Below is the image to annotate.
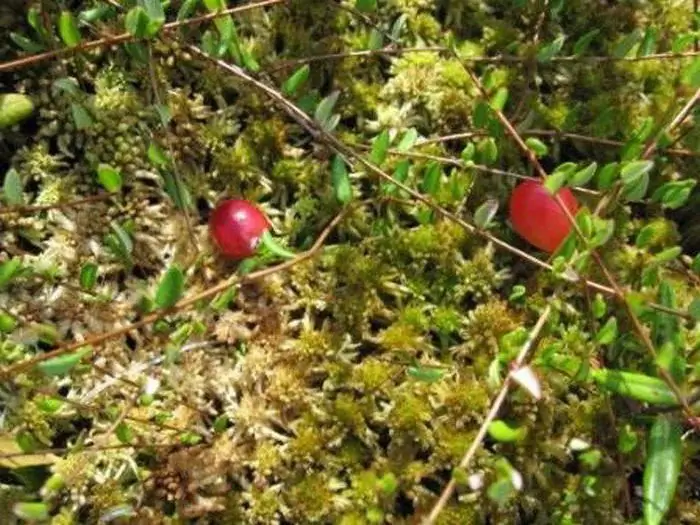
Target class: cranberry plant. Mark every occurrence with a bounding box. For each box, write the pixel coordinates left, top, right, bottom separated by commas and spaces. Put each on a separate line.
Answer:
1, 0, 700, 523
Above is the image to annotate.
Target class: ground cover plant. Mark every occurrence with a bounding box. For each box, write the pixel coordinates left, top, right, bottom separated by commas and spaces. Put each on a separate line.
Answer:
1, 0, 700, 523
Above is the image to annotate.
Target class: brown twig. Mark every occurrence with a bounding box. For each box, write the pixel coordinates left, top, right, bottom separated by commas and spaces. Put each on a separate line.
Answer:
0, 204, 352, 379
641, 86, 700, 159
421, 129, 700, 158
423, 305, 552, 525
0, 0, 286, 73
0, 193, 113, 216
145, 42, 199, 255
353, 144, 602, 196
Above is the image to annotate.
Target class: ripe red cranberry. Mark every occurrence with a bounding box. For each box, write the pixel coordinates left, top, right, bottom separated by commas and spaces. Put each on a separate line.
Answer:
209, 199, 271, 260
508, 180, 579, 253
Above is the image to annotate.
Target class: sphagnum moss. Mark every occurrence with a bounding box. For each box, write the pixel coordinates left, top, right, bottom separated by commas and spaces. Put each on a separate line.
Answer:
1, 0, 700, 524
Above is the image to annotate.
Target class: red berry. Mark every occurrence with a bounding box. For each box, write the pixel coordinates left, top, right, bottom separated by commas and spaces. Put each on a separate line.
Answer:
209, 199, 271, 260
508, 180, 579, 253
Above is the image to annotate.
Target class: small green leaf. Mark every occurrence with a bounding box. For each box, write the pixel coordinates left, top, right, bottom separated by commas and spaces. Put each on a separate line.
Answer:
569, 162, 597, 187
461, 142, 475, 162
79, 262, 98, 291
97, 164, 122, 193
314, 91, 340, 126
477, 137, 498, 165
331, 155, 353, 205
282, 64, 310, 96
573, 29, 600, 55
10, 32, 45, 53
0, 93, 35, 129
681, 58, 700, 87
650, 246, 682, 266
638, 27, 658, 57
621, 160, 654, 182
592, 293, 607, 319
58, 10, 81, 47
421, 162, 441, 196
590, 217, 615, 248
0, 258, 22, 289
525, 137, 548, 157
141, 0, 165, 36
509, 284, 526, 301
179, 431, 203, 445
489, 87, 508, 111
3, 168, 24, 205
177, 0, 200, 21
155, 266, 185, 309
155, 104, 172, 127
407, 366, 445, 383
70, 102, 94, 130
643, 415, 682, 525
613, 29, 642, 58
355, 0, 377, 12
125, 6, 150, 38
621, 160, 653, 201
488, 420, 527, 442
544, 171, 568, 195
596, 317, 618, 345
13, 502, 50, 522
591, 369, 676, 406
596, 162, 620, 190
369, 130, 391, 166
473, 199, 499, 229
368, 28, 384, 50
672, 33, 696, 52
36, 347, 91, 376
651, 180, 697, 210
0, 311, 17, 333
472, 100, 491, 128
148, 141, 170, 166
537, 34, 566, 62
396, 128, 419, 152
80, 3, 116, 23
383, 159, 410, 196
618, 424, 638, 453
115, 422, 134, 444
52, 77, 81, 97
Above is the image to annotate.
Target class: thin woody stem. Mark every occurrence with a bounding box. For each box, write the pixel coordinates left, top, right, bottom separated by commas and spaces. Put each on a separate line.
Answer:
0, 0, 286, 73
421, 129, 700, 158
423, 305, 553, 525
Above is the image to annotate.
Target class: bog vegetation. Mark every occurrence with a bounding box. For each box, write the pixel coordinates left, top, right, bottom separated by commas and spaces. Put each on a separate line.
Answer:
1, 0, 700, 524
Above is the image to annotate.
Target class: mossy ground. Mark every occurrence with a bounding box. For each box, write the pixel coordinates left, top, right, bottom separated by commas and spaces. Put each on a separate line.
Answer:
1, 1, 700, 524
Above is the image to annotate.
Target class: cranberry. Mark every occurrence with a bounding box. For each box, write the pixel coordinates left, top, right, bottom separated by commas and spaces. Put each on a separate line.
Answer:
508, 180, 579, 253
209, 199, 271, 260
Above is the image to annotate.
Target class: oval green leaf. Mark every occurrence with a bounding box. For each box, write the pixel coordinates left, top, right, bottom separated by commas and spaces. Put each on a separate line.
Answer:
155, 265, 185, 310
643, 415, 682, 525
